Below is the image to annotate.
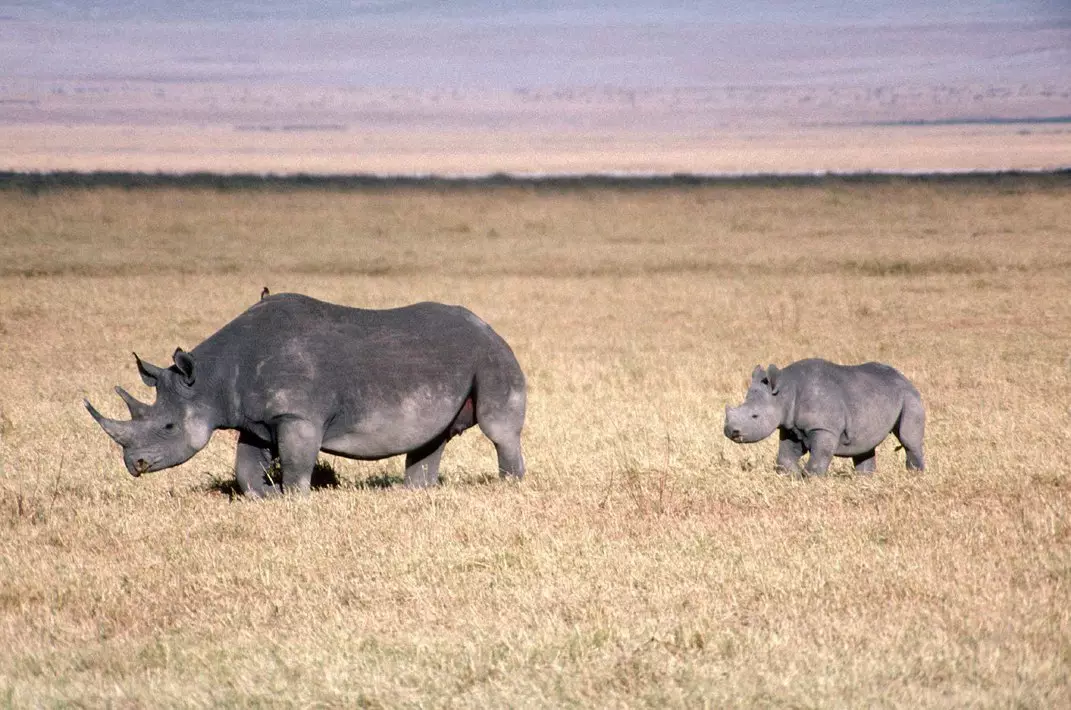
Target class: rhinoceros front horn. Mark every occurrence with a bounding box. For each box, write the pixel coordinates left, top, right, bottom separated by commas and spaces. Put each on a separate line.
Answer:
84, 399, 135, 446
114, 386, 151, 420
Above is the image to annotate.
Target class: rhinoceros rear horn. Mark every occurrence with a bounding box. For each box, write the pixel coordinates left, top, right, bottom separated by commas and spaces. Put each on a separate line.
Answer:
114, 386, 151, 419
134, 353, 164, 387
85, 399, 136, 446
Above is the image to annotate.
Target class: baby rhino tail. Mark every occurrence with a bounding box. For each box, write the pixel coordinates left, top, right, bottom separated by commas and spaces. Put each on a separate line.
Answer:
894, 389, 926, 471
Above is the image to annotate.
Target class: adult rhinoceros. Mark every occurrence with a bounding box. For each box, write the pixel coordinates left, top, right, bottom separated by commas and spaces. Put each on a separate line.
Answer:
86, 293, 527, 496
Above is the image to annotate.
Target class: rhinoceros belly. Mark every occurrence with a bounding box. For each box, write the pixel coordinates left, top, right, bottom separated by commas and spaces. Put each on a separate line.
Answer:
834, 435, 890, 457
833, 407, 902, 456
320, 389, 465, 460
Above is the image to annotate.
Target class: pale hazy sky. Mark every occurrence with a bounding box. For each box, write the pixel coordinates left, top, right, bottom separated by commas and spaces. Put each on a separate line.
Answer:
3, 1, 1068, 24
2, 1, 1069, 88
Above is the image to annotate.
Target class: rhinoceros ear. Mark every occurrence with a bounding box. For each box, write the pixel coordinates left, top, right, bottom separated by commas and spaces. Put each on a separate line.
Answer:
172, 348, 196, 387
751, 365, 766, 383
134, 352, 164, 387
767, 364, 781, 394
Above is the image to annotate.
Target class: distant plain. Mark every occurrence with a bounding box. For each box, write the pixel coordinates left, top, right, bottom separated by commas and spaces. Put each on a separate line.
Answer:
2, 2, 1069, 175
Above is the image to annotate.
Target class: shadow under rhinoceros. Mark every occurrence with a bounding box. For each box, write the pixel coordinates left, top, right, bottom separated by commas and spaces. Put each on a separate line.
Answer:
204, 460, 501, 498
206, 458, 346, 498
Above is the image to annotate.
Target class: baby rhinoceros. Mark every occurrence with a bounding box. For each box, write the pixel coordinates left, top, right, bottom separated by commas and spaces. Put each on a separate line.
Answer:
723, 358, 925, 476
86, 293, 527, 496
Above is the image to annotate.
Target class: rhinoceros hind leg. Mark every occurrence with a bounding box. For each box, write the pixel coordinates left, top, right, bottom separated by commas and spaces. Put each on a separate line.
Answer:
492, 440, 525, 480
235, 431, 280, 498
405, 435, 447, 488
894, 394, 926, 471
474, 374, 526, 480
852, 449, 877, 474
477, 406, 525, 480
274, 417, 323, 495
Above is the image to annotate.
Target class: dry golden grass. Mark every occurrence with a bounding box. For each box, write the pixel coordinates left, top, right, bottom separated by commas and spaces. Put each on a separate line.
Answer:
1, 178, 1069, 707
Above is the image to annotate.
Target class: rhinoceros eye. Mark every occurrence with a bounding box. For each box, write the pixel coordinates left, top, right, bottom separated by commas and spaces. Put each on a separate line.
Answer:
164, 423, 175, 430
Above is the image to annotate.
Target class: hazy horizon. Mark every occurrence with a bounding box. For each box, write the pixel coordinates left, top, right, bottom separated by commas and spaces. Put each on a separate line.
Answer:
3, 1, 1068, 89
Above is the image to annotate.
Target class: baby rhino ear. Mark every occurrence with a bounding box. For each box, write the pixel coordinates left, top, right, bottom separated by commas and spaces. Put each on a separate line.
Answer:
751, 365, 766, 383
172, 348, 196, 386
766, 364, 781, 394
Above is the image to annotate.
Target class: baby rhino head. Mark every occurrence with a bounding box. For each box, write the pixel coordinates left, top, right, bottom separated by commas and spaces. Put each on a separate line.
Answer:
724, 364, 783, 444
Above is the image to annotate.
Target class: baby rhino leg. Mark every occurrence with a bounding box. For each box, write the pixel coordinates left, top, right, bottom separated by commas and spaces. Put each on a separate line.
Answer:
776, 430, 806, 475
804, 430, 839, 476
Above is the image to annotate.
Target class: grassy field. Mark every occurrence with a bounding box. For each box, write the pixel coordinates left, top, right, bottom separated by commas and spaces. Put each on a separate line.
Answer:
0, 176, 1069, 707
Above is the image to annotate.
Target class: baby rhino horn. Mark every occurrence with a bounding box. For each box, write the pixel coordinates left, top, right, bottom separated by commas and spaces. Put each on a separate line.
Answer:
114, 386, 151, 420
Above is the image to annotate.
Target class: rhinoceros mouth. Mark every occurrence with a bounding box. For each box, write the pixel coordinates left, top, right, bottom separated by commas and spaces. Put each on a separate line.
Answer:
131, 457, 157, 477
724, 426, 745, 443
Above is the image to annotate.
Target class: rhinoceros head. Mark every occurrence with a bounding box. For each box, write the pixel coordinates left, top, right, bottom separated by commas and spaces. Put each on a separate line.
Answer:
723, 364, 783, 444
85, 349, 214, 477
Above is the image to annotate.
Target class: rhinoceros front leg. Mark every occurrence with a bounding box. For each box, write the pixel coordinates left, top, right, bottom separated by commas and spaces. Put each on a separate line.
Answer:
775, 430, 806, 475
803, 429, 839, 476
404, 435, 447, 488
273, 417, 323, 495
235, 431, 280, 498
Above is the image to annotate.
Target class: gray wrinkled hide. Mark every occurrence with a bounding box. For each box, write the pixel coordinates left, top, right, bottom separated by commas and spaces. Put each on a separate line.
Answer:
723, 358, 925, 476
86, 293, 526, 496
